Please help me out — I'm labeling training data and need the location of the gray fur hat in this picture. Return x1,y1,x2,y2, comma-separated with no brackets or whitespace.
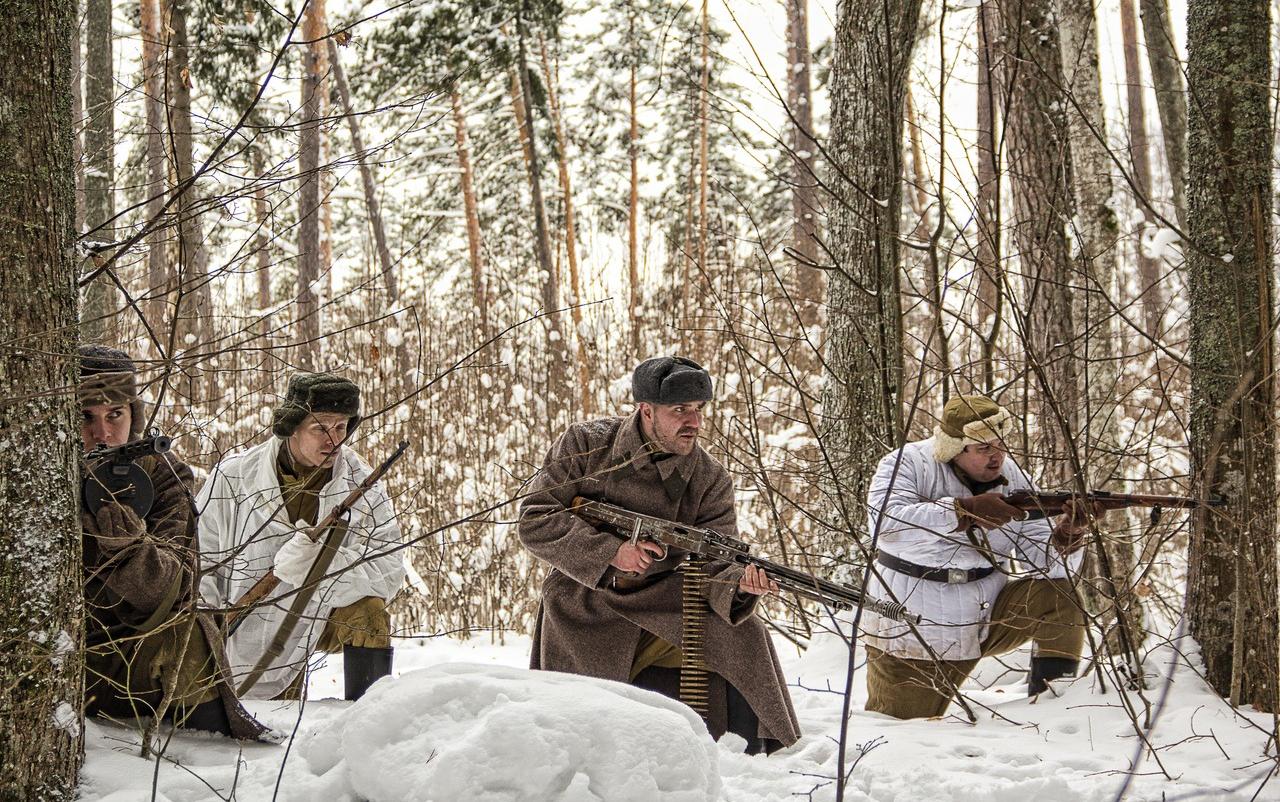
272,372,362,438
78,345,146,436
632,356,713,405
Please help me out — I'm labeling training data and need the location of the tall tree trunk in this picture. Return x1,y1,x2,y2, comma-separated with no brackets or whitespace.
449,89,489,336
904,87,950,400
1185,0,1278,715
0,0,84,793
250,146,272,334
997,0,1079,488
822,0,920,534
329,38,397,303
1119,0,1164,334
696,0,710,342
1059,0,1143,672
83,0,114,340
166,0,213,393
296,0,326,370
975,0,1002,394
72,0,85,236
539,38,592,415
1139,0,1188,231
786,0,821,338
627,19,642,360
141,0,169,331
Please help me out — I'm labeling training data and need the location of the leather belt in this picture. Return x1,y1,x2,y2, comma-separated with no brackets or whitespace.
876,552,996,584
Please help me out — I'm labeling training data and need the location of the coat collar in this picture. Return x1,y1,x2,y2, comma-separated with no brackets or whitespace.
607,410,698,500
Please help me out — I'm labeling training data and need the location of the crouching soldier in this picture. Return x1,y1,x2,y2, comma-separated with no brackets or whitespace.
197,372,406,701
80,346,267,739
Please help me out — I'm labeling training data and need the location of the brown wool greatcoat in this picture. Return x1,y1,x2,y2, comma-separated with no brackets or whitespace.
83,453,267,740
519,411,801,746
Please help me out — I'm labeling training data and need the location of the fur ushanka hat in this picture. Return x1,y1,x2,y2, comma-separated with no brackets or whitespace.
932,394,1012,463
78,345,146,437
632,356,713,405
271,372,361,438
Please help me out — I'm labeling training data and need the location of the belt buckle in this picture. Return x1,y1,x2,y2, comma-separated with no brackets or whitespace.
947,568,967,585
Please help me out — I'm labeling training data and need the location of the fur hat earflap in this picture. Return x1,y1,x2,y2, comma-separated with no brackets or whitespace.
932,394,1012,463
78,344,146,436
272,372,362,438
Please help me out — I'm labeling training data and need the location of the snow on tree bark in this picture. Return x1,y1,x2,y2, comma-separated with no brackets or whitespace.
0,0,84,794
1185,0,1278,714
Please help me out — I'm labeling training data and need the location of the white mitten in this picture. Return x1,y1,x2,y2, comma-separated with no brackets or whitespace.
273,529,324,586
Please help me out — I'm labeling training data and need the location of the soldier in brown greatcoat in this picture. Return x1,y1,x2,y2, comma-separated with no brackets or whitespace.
519,356,801,754
80,345,266,739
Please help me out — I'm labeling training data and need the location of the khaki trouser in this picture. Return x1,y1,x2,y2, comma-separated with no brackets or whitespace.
86,615,221,721
276,596,391,700
865,578,1084,719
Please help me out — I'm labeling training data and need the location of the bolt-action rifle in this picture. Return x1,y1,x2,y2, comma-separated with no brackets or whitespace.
1003,490,1226,520
570,496,920,624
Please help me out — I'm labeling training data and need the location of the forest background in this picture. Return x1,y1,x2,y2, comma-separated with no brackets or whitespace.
4,0,1280,795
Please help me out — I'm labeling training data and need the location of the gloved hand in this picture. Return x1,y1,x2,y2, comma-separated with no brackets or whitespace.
1051,498,1105,555
91,502,148,554
955,493,1025,531
273,529,325,586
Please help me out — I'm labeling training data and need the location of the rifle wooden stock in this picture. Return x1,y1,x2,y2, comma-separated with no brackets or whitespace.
1003,489,1225,520
223,440,409,636
570,496,921,624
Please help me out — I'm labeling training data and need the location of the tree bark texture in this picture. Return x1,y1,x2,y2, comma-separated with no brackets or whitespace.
1138,0,1188,232
1119,0,1164,333
449,89,489,336
141,0,169,329
627,36,642,361
296,0,326,370
821,0,920,533
975,0,1002,394
786,0,821,335
1185,0,1278,714
996,0,1079,488
0,0,84,794
82,0,115,340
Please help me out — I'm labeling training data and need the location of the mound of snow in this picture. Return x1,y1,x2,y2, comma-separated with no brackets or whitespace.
299,663,721,802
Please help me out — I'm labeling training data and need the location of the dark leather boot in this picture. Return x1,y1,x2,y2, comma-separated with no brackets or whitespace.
1028,656,1079,696
176,699,233,736
344,645,394,701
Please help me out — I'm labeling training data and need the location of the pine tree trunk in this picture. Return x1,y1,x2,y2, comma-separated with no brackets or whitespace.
997,0,1079,488
975,0,1002,394
141,0,169,331
0,1,84,793
1139,0,1188,231
822,0,920,537
1185,0,1278,714
329,38,397,303
1058,0,1144,668
1119,0,1164,333
627,36,642,360
72,1,85,235
167,0,213,387
296,0,326,370
539,38,592,415
83,0,115,340
696,0,710,354
786,0,821,338
449,89,489,336
250,147,272,333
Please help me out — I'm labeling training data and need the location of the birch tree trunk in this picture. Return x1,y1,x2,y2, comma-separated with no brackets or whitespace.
0,0,84,792
1185,0,1278,714
296,0,326,370
997,0,1079,488
83,0,114,340
1119,0,1164,333
1139,0,1188,231
821,0,920,536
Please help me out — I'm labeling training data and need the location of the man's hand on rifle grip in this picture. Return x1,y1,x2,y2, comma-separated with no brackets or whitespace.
1051,498,1107,555
610,539,665,574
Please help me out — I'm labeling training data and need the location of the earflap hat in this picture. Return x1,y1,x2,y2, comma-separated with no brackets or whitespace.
632,356,713,405
933,394,1012,462
272,372,361,438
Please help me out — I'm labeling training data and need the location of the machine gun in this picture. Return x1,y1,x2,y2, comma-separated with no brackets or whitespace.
570,497,920,624
1003,490,1226,521
82,429,173,518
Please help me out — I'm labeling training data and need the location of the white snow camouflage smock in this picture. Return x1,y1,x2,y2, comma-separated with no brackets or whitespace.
862,438,1084,661
196,437,406,699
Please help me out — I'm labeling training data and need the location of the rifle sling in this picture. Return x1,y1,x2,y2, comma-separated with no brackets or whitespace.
236,518,348,697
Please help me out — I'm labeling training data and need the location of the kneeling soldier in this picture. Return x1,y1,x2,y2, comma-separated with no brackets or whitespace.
80,346,266,739
519,357,800,754
197,372,406,701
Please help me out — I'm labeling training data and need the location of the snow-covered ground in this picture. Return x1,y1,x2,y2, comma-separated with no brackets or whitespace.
78,629,1278,801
